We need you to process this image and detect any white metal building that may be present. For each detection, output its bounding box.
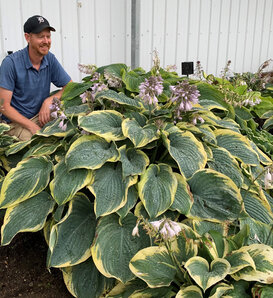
[0,0,272,82]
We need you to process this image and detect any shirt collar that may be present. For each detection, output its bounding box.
[23,46,49,70]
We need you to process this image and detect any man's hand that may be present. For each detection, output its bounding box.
[39,96,53,126]
[27,122,41,135]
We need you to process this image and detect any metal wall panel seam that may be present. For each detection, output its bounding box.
[163,0,167,67]
[250,0,258,71]
[77,0,82,69]
[186,0,191,60]
[233,0,241,71]
[266,0,273,58]
[150,0,154,69]
[258,0,267,66]
[58,0,65,67]
[110,0,113,63]
[174,0,180,65]
[215,0,223,74]
[225,0,232,64]
[196,0,202,65]
[19,0,25,49]
[94,0,98,64]
[131,0,140,69]
[0,0,4,59]
[242,0,250,71]
[205,0,213,72]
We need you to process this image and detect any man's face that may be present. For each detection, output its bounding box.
[25,29,51,57]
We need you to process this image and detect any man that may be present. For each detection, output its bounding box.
[0,15,71,141]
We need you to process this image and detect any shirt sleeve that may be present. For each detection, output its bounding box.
[49,54,71,87]
[0,57,16,91]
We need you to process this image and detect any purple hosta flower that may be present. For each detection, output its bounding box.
[139,76,164,106]
[91,82,108,101]
[91,72,100,82]
[242,97,261,107]
[80,91,92,103]
[78,63,97,75]
[170,80,200,122]
[221,60,233,80]
[104,71,122,88]
[58,119,67,131]
[192,116,205,125]
[132,221,140,237]
[50,97,62,118]
[165,65,177,72]
[150,218,181,240]
[264,168,273,189]
[193,61,204,80]
[152,49,161,74]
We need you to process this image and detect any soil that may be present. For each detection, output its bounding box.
[0,218,73,298]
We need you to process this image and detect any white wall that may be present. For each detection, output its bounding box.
[0,0,272,81]
[139,0,273,75]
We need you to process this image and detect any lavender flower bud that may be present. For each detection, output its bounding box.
[139,76,163,106]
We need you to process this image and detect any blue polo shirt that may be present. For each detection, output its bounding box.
[0,46,71,120]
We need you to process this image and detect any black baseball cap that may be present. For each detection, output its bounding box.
[24,15,56,34]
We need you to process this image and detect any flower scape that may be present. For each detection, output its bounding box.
[0,58,273,297]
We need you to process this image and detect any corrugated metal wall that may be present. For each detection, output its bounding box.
[139,0,273,75]
[0,0,272,82]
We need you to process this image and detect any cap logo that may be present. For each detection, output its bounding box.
[37,16,44,23]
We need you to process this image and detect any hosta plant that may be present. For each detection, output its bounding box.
[0,60,273,297]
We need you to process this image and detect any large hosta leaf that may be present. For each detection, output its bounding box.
[88,162,136,217]
[162,126,207,178]
[231,244,273,284]
[176,285,203,298]
[96,89,142,108]
[241,189,273,224]
[50,159,92,205]
[170,173,193,215]
[0,156,53,208]
[214,129,259,165]
[185,257,230,292]
[138,163,177,218]
[129,246,177,288]
[62,257,115,298]
[37,118,76,137]
[65,135,119,171]
[23,141,62,159]
[61,81,93,101]
[47,193,96,268]
[78,110,125,141]
[1,191,55,245]
[209,283,233,298]
[188,169,243,222]
[91,213,150,283]
[116,185,138,219]
[208,147,244,188]
[224,249,255,275]
[122,118,159,148]
[119,145,149,178]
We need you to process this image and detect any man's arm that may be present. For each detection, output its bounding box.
[38,80,72,126]
[0,87,41,134]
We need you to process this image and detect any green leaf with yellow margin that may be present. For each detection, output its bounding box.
[176,285,203,298]
[5,139,32,156]
[170,172,193,215]
[231,244,273,284]
[119,145,149,178]
[0,156,53,209]
[162,125,207,178]
[129,246,177,288]
[62,257,115,298]
[116,185,138,219]
[208,147,244,189]
[188,169,243,223]
[138,163,177,218]
[130,286,175,297]
[185,256,230,292]
[47,193,96,268]
[224,248,256,274]
[88,162,137,217]
[37,119,76,137]
[209,283,233,298]
[1,191,55,245]
[214,129,259,165]
[95,89,142,108]
[122,118,159,148]
[78,110,125,142]
[91,213,150,283]
[23,142,62,159]
[65,135,119,171]
[106,279,147,298]
[50,159,92,205]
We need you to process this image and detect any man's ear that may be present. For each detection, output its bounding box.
[24,33,30,43]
